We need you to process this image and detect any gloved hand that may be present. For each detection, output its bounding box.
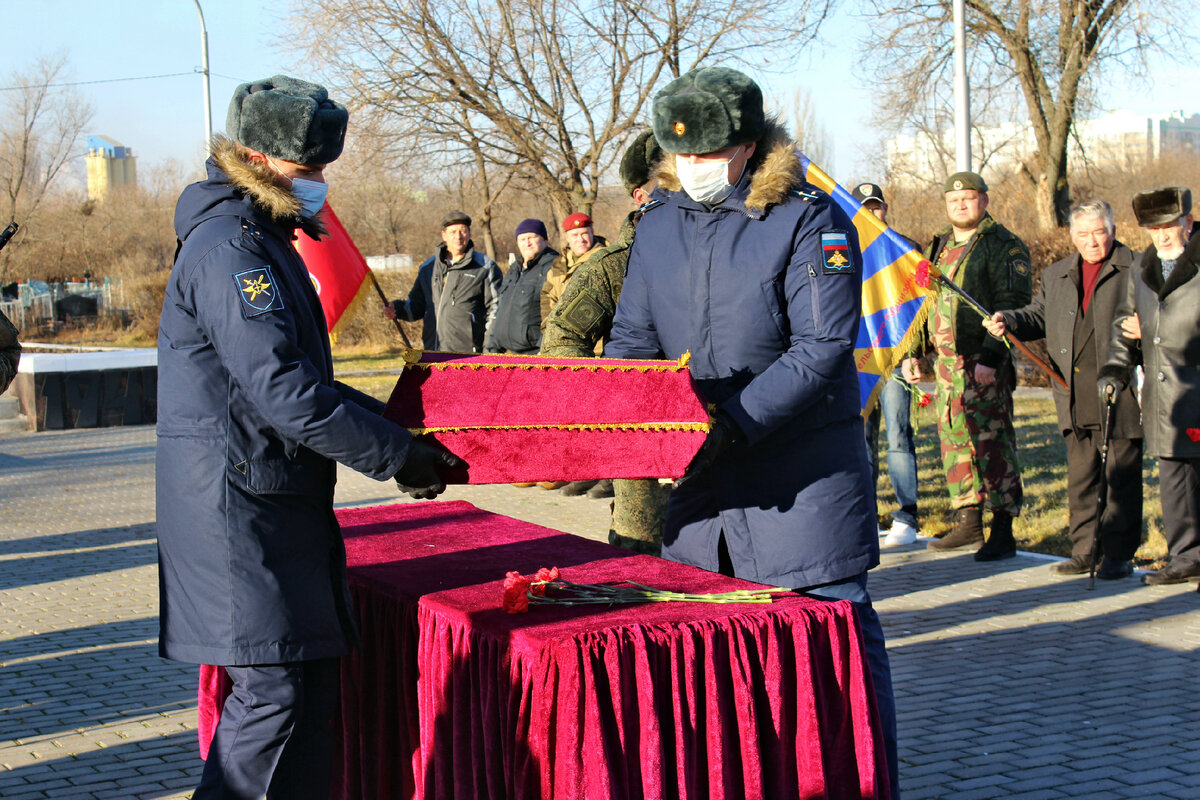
[1097,366,1127,407]
[673,413,743,489]
[394,441,464,499]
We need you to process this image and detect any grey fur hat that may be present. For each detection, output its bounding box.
[652,67,765,155]
[620,130,662,195]
[226,75,348,165]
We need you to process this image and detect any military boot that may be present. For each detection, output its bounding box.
[929,506,983,550]
[975,511,1017,561]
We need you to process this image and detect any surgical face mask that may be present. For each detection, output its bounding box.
[290,177,328,219]
[675,152,739,204]
[268,157,328,219]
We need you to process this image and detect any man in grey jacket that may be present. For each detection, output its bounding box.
[986,199,1143,579]
[1100,186,1198,585]
[385,210,501,352]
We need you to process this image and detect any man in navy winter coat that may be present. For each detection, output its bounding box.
[606,67,899,798]
[157,75,459,799]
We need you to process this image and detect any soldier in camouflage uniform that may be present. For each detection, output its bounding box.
[903,171,1032,561]
[0,307,19,395]
[540,130,669,554]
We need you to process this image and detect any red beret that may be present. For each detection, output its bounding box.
[562,212,593,232]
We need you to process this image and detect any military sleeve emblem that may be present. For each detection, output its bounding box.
[561,291,607,337]
[232,265,285,317]
[821,232,853,274]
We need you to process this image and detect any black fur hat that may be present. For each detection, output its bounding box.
[652,67,764,155]
[226,75,348,165]
[1132,187,1192,227]
[620,130,662,195]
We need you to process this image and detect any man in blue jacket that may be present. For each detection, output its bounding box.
[606,67,898,797]
[157,75,460,799]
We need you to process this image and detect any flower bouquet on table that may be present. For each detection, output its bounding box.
[501,566,789,614]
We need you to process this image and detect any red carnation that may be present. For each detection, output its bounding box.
[531,566,561,596]
[502,571,533,613]
[918,393,932,408]
[915,260,932,288]
[1187,428,1200,443]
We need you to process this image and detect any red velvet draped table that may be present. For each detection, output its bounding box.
[199,501,889,799]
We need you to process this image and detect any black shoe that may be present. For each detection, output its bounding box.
[1096,558,1133,580]
[974,511,1017,562]
[1142,562,1200,585]
[1052,555,1092,575]
[586,478,614,499]
[561,480,598,496]
[929,507,983,550]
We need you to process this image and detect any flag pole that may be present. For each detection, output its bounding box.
[367,271,414,350]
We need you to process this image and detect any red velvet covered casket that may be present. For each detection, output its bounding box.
[382,352,710,484]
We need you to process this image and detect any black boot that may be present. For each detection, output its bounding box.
[929,506,983,550]
[975,511,1017,561]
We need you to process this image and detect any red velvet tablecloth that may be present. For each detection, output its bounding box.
[199,501,889,799]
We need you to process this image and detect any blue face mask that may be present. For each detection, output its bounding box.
[268,158,328,219]
[290,177,328,219]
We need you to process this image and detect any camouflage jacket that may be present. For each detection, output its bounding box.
[0,306,19,394]
[917,213,1033,368]
[540,215,637,357]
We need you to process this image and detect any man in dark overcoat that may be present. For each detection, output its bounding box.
[1101,186,1200,586]
[985,199,1143,579]
[605,67,897,798]
[157,75,459,799]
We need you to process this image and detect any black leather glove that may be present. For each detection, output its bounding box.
[394,441,464,500]
[673,413,743,489]
[1097,365,1128,407]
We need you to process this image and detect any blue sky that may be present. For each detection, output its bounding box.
[2,1,1195,185]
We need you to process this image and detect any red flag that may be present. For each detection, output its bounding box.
[293,202,374,335]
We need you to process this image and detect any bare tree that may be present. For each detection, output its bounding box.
[0,55,93,276]
[781,87,833,168]
[861,0,1189,230]
[290,0,834,244]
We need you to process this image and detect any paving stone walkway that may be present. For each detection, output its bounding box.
[2,425,1198,799]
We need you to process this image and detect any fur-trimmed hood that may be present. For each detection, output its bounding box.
[173,135,326,242]
[653,118,804,215]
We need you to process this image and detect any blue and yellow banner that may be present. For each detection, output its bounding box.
[798,154,933,415]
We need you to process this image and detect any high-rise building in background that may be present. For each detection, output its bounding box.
[886,109,1200,189]
[85,135,138,201]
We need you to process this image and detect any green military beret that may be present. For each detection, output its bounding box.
[944,171,988,193]
[1132,186,1192,227]
[226,75,348,165]
[620,130,662,195]
[652,67,764,155]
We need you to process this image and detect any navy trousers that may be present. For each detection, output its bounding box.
[195,658,341,800]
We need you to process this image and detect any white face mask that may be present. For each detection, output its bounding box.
[675,152,739,204]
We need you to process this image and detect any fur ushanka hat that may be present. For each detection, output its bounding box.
[226,75,348,165]
[1132,187,1192,227]
[652,67,765,155]
[620,130,662,194]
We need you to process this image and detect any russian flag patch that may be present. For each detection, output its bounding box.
[821,232,852,274]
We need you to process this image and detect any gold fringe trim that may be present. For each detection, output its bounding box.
[408,421,711,435]
[401,350,691,373]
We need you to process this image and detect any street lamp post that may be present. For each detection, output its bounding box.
[194,0,213,154]
[952,0,971,171]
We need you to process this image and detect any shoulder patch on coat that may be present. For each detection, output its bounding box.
[1012,259,1030,276]
[560,291,607,336]
[821,232,853,274]
[232,265,285,317]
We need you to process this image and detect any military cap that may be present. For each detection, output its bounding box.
[441,210,471,229]
[944,171,988,193]
[652,67,765,155]
[227,75,348,165]
[562,212,593,232]
[1132,187,1192,227]
[852,183,886,205]
[620,130,662,195]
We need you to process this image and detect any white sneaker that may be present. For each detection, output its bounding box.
[882,520,918,547]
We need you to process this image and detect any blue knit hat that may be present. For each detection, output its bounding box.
[515,218,547,239]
